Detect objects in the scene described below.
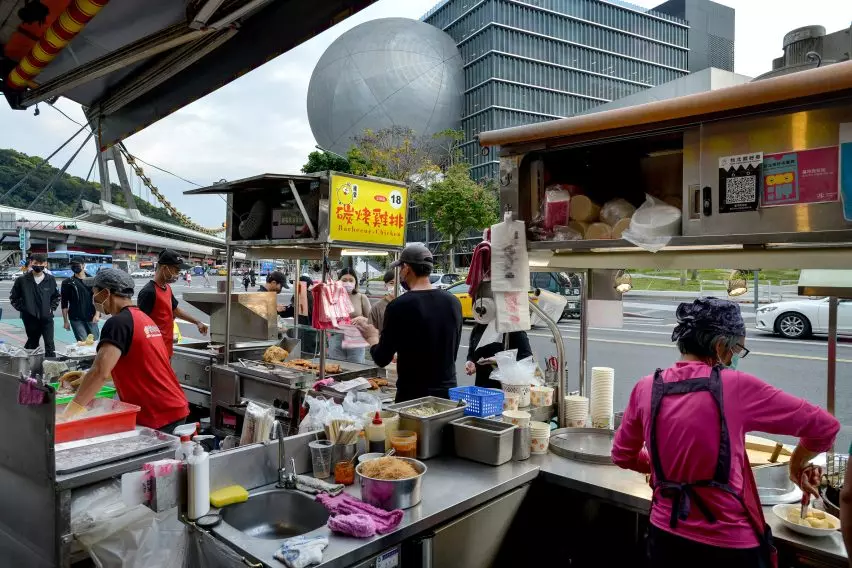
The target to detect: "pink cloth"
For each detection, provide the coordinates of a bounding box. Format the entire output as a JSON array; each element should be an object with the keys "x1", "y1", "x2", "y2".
[
  {"x1": 612, "y1": 361, "x2": 839, "y2": 549},
  {"x1": 315, "y1": 493, "x2": 403, "y2": 534},
  {"x1": 466, "y1": 241, "x2": 491, "y2": 302},
  {"x1": 327, "y1": 514, "x2": 377, "y2": 538}
]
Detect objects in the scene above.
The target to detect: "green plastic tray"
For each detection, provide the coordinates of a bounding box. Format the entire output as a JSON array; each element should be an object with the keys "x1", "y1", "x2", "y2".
[{"x1": 52, "y1": 383, "x2": 117, "y2": 406}]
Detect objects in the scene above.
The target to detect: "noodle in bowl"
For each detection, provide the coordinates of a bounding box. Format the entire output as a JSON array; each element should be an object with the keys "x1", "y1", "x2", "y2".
[{"x1": 356, "y1": 457, "x2": 427, "y2": 510}]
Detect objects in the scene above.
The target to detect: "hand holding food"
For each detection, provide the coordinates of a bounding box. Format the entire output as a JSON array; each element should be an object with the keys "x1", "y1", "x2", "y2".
[{"x1": 59, "y1": 400, "x2": 88, "y2": 422}]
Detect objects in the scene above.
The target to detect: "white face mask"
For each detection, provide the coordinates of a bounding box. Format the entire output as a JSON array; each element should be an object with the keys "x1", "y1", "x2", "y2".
[
  {"x1": 386, "y1": 284, "x2": 395, "y2": 295},
  {"x1": 93, "y1": 290, "x2": 110, "y2": 315},
  {"x1": 342, "y1": 282, "x2": 356, "y2": 293}
]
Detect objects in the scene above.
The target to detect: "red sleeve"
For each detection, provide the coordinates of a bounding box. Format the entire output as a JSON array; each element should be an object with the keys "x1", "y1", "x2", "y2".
[
  {"x1": 611, "y1": 379, "x2": 651, "y2": 474},
  {"x1": 737, "y1": 371, "x2": 839, "y2": 453}
]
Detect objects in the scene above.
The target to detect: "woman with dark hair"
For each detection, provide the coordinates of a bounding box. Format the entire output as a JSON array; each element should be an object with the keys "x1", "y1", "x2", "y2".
[
  {"x1": 612, "y1": 298, "x2": 839, "y2": 568},
  {"x1": 328, "y1": 267, "x2": 371, "y2": 363}
]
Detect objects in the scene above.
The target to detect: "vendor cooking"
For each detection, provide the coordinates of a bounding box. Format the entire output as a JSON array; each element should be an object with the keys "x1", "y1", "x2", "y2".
[
  {"x1": 612, "y1": 298, "x2": 839, "y2": 568},
  {"x1": 60, "y1": 269, "x2": 189, "y2": 433}
]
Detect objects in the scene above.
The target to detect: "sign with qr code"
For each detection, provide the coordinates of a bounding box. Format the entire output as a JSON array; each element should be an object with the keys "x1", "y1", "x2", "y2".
[
  {"x1": 762, "y1": 147, "x2": 839, "y2": 207},
  {"x1": 719, "y1": 153, "x2": 762, "y2": 213}
]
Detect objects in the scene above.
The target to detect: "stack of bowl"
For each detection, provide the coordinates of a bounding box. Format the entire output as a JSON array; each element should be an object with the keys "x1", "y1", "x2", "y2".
[
  {"x1": 564, "y1": 395, "x2": 589, "y2": 427},
  {"x1": 590, "y1": 367, "x2": 614, "y2": 428},
  {"x1": 529, "y1": 421, "x2": 550, "y2": 454}
]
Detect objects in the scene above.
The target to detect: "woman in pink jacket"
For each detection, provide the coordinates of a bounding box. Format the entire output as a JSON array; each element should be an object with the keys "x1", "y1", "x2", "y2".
[{"x1": 612, "y1": 298, "x2": 839, "y2": 568}]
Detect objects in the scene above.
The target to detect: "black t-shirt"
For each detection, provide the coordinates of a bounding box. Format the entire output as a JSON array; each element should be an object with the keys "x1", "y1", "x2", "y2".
[
  {"x1": 60, "y1": 277, "x2": 96, "y2": 321},
  {"x1": 99, "y1": 307, "x2": 135, "y2": 355},
  {"x1": 370, "y1": 289, "x2": 462, "y2": 402},
  {"x1": 137, "y1": 281, "x2": 178, "y2": 315}
]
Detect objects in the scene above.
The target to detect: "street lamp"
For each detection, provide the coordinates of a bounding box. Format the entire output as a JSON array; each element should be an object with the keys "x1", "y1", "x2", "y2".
[{"x1": 727, "y1": 270, "x2": 749, "y2": 297}]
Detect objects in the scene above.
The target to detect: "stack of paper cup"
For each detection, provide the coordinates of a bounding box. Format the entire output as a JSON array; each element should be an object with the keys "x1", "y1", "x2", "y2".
[
  {"x1": 563, "y1": 395, "x2": 589, "y2": 427},
  {"x1": 529, "y1": 421, "x2": 550, "y2": 454},
  {"x1": 590, "y1": 367, "x2": 615, "y2": 428}
]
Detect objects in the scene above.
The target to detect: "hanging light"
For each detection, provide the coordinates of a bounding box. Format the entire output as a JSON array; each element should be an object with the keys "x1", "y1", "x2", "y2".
[
  {"x1": 727, "y1": 270, "x2": 749, "y2": 297},
  {"x1": 614, "y1": 270, "x2": 633, "y2": 294}
]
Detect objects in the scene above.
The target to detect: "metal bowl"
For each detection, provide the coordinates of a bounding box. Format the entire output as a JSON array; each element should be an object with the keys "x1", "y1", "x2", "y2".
[{"x1": 356, "y1": 457, "x2": 426, "y2": 510}]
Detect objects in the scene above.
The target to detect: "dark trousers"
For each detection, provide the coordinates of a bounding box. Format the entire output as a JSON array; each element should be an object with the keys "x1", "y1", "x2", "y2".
[
  {"x1": 22, "y1": 315, "x2": 55, "y2": 357},
  {"x1": 647, "y1": 525, "x2": 765, "y2": 568}
]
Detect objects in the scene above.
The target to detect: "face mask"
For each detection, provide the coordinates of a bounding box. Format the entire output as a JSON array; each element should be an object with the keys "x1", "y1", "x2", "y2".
[
  {"x1": 386, "y1": 285, "x2": 395, "y2": 295},
  {"x1": 399, "y1": 267, "x2": 411, "y2": 291},
  {"x1": 32, "y1": 265, "x2": 44, "y2": 273},
  {"x1": 727, "y1": 353, "x2": 741, "y2": 370},
  {"x1": 342, "y1": 282, "x2": 356, "y2": 293},
  {"x1": 71, "y1": 266, "x2": 83, "y2": 274},
  {"x1": 93, "y1": 290, "x2": 110, "y2": 315}
]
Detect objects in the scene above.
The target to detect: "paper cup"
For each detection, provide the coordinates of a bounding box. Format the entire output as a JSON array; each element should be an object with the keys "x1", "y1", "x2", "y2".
[
  {"x1": 502, "y1": 410, "x2": 531, "y2": 428},
  {"x1": 502, "y1": 393, "x2": 520, "y2": 411}
]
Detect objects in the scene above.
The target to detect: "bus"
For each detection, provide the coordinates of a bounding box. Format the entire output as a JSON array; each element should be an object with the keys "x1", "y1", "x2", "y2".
[{"x1": 47, "y1": 251, "x2": 113, "y2": 278}]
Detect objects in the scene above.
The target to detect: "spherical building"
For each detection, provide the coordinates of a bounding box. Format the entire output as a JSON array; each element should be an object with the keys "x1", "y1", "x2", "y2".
[{"x1": 307, "y1": 18, "x2": 464, "y2": 156}]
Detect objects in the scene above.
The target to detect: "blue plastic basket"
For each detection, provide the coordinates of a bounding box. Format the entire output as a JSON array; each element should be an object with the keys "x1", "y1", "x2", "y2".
[{"x1": 449, "y1": 386, "x2": 504, "y2": 417}]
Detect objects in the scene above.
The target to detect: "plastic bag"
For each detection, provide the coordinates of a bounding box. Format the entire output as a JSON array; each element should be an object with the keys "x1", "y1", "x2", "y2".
[
  {"x1": 71, "y1": 480, "x2": 124, "y2": 535},
  {"x1": 530, "y1": 290, "x2": 568, "y2": 327},
  {"x1": 186, "y1": 528, "x2": 246, "y2": 568},
  {"x1": 76, "y1": 506, "x2": 187, "y2": 568},
  {"x1": 239, "y1": 401, "x2": 275, "y2": 446},
  {"x1": 342, "y1": 391, "x2": 381, "y2": 428},
  {"x1": 490, "y1": 350, "x2": 541, "y2": 386},
  {"x1": 494, "y1": 291, "x2": 531, "y2": 333},
  {"x1": 600, "y1": 198, "x2": 636, "y2": 227},
  {"x1": 339, "y1": 323, "x2": 369, "y2": 349},
  {"x1": 300, "y1": 395, "x2": 334, "y2": 434},
  {"x1": 543, "y1": 187, "x2": 572, "y2": 229},
  {"x1": 622, "y1": 194, "x2": 682, "y2": 253},
  {"x1": 552, "y1": 225, "x2": 583, "y2": 241}
]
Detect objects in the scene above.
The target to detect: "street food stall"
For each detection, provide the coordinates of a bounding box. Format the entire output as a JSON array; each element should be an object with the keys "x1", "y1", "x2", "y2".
[{"x1": 4, "y1": 63, "x2": 852, "y2": 568}]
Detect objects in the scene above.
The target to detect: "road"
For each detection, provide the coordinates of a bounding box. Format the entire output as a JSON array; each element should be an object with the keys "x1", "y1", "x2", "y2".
[{"x1": 0, "y1": 276, "x2": 847, "y2": 451}]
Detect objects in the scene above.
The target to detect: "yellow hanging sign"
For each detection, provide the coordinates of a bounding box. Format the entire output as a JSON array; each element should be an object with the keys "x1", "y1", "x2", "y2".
[{"x1": 329, "y1": 173, "x2": 408, "y2": 248}]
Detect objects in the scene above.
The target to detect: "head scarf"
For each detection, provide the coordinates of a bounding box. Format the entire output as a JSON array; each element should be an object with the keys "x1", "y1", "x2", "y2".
[{"x1": 671, "y1": 297, "x2": 746, "y2": 342}]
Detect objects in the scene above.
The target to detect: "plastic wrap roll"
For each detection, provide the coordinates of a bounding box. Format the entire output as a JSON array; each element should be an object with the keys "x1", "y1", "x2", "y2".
[
  {"x1": 600, "y1": 198, "x2": 636, "y2": 226},
  {"x1": 570, "y1": 195, "x2": 601, "y2": 222}
]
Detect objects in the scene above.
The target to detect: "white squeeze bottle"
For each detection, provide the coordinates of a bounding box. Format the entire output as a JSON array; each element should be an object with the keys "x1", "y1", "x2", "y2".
[
  {"x1": 175, "y1": 435, "x2": 195, "y2": 461},
  {"x1": 187, "y1": 444, "x2": 210, "y2": 520}
]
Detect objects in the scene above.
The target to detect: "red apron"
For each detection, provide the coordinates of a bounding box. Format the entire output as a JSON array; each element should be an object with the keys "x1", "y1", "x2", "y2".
[
  {"x1": 111, "y1": 307, "x2": 188, "y2": 429},
  {"x1": 151, "y1": 283, "x2": 175, "y2": 358}
]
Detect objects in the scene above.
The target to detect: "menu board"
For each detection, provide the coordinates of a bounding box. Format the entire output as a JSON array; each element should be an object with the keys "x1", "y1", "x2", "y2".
[
  {"x1": 719, "y1": 153, "x2": 762, "y2": 213},
  {"x1": 329, "y1": 173, "x2": 408, "y2": 247},
  {"x1": 762, "y1": 147, "x2": 839, "y2": 207}
]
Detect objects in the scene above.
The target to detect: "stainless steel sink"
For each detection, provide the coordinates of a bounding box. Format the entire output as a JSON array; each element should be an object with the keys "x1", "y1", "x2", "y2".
[{"x1": 220, "y1": 489, "x2": 329, "y2": 540}]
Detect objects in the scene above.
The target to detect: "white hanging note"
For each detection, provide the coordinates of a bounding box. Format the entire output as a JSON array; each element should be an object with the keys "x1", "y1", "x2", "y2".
[
  {"x1": 494, "y1": 291, "x2": 531, "y2": 333},
  {"x1": 490, "y1": 218, "x2": 529, "y2": 293}
]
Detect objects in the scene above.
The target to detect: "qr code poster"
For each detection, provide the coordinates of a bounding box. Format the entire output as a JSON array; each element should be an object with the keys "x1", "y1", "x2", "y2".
[{"x1": 718, "y1": 153, "x2": 762, "y2": 213}]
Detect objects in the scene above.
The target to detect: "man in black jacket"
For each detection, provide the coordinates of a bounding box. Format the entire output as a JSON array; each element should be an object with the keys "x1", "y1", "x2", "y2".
[
  {"x1": 61, "y1": 260, "x2": 100, "y2": 342},
  {"x1": 10, "y1": 253, "x2": 60, "y2": 356}
]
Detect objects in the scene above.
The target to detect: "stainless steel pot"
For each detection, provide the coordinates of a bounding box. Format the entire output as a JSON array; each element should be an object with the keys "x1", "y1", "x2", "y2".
[
  {"x1": 753, "y1": 462, "x2": 802, "y2": 505},
  {"x1": 0, "y1": 353, "x2": 45, "y2": 377},
  {"x1": 356, "y1": 457, "x2": 426, "y2": 510}
]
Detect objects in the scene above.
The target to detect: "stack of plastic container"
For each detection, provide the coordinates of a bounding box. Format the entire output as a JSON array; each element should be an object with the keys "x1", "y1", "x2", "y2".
[{"x1": 590, "y1": 367, "x2": 614, "y2": 429}]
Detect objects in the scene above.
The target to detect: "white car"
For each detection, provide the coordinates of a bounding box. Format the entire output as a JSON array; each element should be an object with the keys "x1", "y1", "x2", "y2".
[
  {"x1": 131, "y1": 270, "x2": 153, "y2": 278},
  {"x1": 430, "y1": 273, "x2": 461, "y2": 289},
  {"x1": 755, "y1": 298, "x2": 852, "y2": 339}
]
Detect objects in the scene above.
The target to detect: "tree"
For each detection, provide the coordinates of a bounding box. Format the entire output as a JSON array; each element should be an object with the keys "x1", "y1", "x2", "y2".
[
  {"x1": 348, "y1": 126, "x2": 438, "y2": 183},
  {"x1": 432, "y1": 128, "x2": 465, "y2": 169},
  {"x1": 301, "y1": 150, "x2": 351, "y2": 174},
  {"x1": 414, "y1": 163, "x2": 499, "y2": 271}
]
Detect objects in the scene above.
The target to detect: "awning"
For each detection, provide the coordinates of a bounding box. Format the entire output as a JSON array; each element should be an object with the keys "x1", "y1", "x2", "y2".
[
  {"x1": 184, "y1": 173, "x2": 323, "y2": 195},
  {"x1": 478, "y1": 60, "x2": 852, "y2": 149},
  {"x1": 797, "y1": 270, "x2": 852, "y2": 298},
  {"x1": 1, "y1": 0, "x2": 379, "y2": 148}
]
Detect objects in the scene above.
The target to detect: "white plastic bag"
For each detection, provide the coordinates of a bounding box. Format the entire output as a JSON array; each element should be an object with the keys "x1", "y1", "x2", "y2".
[
  {"x1": 77, "y1": 506, "x2": 187, "y2": 568},
  {"x1": 342, "y1": 391, "x2": 381, "y2": 428},
  {"x1": 239, "y1": 401, "x2": 274, "y2": 446},
  {"x1": 622, "y1": 194, "x2": 682, "y2": 253},
  {"x1": 530, "y1": 290, "x2": 568, "y2": 327},
  {"x1": 490, "y1": 350, "x2": 541, "y2": 386},
  {"x1": 490, "y1": 216, "x2": 530, "y2": 293},
  {"x1": 600, "y1": 198, "x2": 636, "y2": 227},
  {"x1": 494, "y1": 291, "x2": 531, "y2": 333},
  {"x1": 300, "y1": 396, "x2": 333, "y2": 434}
]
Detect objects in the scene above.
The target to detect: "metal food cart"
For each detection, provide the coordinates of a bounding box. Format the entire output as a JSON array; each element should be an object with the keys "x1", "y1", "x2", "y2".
[{"x1": 184, "y1": 171, "x2": 408, "y2": 436}]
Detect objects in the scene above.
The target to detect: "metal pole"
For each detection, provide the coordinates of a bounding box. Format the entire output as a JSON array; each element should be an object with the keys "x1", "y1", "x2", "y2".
[
  {"x1": 293, "y1": 258, "x2": 300, "y2": 349},
  {"x1": 753, "y1": 270, "x2": 759, "y2": 322},
  {"x1": 529, "y1": 299, "x2": 565, "y2": 428},
  {"x1": 827, "y1": 297, "x2": 838, "y2": 417},
  {"x1": 578, "y1": 270, "x2": 589, "y2": 398},
  {"x1": 318, "y1": 245, "x2": 329, "y2": 381},
  {"x1": 223, "y1": 245, "x2": 233, "y2": 362},
  {"x1": 392, "y1": 251, "x2": 401, "y2": 297}
]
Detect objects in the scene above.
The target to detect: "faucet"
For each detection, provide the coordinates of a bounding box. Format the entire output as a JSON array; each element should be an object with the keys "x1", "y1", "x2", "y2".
[{"x1": 272, "y1": 421, "x2": 297, "y2": 489}]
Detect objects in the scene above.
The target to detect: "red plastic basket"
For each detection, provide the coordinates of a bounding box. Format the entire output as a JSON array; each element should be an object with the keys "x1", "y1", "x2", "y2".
[{"x1": 56, "y1": 398, "x2": 141, "y2": 443}]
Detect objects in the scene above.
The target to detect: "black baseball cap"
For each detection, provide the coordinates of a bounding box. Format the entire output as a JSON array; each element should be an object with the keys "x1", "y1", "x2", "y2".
[
  {"x1": 389, "y1": 243, "x2": 433, "y2": 269},
  {"x1": 267, "y1": 271, "x2": 286, "y2": 286},
  {"x1": 157, "y1": 249, "x2": 191, "y2": 269}
]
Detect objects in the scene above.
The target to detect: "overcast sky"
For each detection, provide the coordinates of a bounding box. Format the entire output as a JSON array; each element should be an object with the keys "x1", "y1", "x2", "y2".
[{"x1": 0, "y1": 0, "x2": 850, "y2": 226}]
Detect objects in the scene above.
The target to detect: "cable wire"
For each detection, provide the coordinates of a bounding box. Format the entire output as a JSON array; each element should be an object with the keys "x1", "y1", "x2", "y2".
[
  {"x1": 47, "y1": 102, "x2": 87, "y2": 128},
  {"x1": 28, "y1": 131, "x2": 95, "y2": 209}
]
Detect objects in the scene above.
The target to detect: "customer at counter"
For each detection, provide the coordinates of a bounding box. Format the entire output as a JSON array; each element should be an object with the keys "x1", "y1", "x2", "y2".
[
  {"x1": 465, "y1": 326, "x2": 531, "y2": 389},
  {"x1": 329, "y1": 267, "x2": 371, "y2": 364},
  {"x1": 354, "y1": 243, "x2": 462, "y2": 402},
  {"x1": 138, "y1": 249, "x2": 209, "y2": 358},
  {"x1": 368, "y1": 270, "x2": 396, "y2": 332},
  {"x1": 612, "y1": 298, "x2": 839, "y2": 568},
  {"x1": 61, "y1": 261, "x2": 100, "y2": 342},
  {"x1": 60, "y1": 269, "x2": 189, "y2": 432}
]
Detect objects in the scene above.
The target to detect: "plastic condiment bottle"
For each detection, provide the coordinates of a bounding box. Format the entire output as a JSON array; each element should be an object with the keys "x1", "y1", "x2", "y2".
[
  {"x1": 187, "y1": 444, "x2": 210, "y2": 520},
  {"x1": 367, "y1": 412, "x2": 386, "y2": 453},
  {"x1": 175, "y1": 435, "x2": 195, "y2": 461}
]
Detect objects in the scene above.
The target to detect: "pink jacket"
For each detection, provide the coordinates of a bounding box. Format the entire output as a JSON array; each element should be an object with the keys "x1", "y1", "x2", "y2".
[{"x1": 612, "y1": 361, "x2": 839, "y2": 548}]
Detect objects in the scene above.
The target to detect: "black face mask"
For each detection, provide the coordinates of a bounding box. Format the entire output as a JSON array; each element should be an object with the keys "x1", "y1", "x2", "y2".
[
  {"x1": 71, "y1": 266, "x2": 83, "y2": 274},
  {"x1": 32, "y1": 265, "x2": 45, "y2": 273}
]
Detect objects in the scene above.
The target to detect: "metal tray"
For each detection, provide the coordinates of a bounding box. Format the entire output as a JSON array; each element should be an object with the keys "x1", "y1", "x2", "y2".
[
  {"x1": 451, "y1": 416, "x2": 516, "y2": 466},
  {"x1": 548, "y1": 427, "x2": 615, "y2": 465},
  {"x1": 387, "y1": 397, "x2": 466, "y2": 459},
  {"x1": 55, "y1": 428, "x2": 177, "y2": 474}
]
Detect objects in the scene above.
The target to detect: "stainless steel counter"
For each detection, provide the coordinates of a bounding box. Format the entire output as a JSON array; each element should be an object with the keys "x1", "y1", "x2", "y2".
[
  {"x1": 210, "y1": 457, "x2": 541, "y2": 568},
  {"x1": 207, "y1": 453, "x2": 847, "y2": 567}
]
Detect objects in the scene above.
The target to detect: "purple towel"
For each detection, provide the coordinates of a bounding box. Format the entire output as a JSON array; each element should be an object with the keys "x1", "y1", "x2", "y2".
[
  {"x1": 327, "y1": 514, "x2": 376, "y2": 538},
  {"x1": 315, "y1": 493, "x2": 403, "y2": 534},
  {"x1": 18, "y1": 378, "x2": 45, "y2": 405}
]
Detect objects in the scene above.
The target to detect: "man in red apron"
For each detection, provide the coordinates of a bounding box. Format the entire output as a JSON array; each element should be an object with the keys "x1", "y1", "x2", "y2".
[
  {"x1": 612, "y1": 298, "x2": 838, "y2": 568},
  {"x1": 137, "y1": 249, "x2": 208, "y2": 358},
  {"x1": 61, "y1": 269, "x2": 189, "y2": 432}
]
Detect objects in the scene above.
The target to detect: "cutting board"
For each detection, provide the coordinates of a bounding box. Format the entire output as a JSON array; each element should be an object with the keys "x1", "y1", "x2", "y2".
[{"x1": 746, "y1": 434, "x2": 791, "y2": 466}]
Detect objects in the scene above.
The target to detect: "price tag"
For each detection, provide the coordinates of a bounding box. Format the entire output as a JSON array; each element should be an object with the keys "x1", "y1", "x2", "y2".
[{"x1": 376, "y1": 547, "x2": 399, "y2": 568}]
